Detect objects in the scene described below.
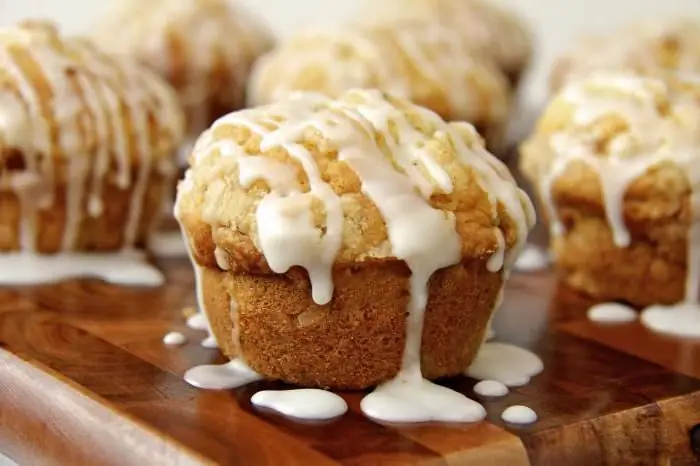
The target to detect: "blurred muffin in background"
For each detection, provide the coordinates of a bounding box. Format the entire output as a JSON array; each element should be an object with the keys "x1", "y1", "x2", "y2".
[
  {"x1": 93, "y1": 0, "x2": 274, "y2": 158},
  {"x1": 521, "y1": 71, "x2": 700, "y2": 307},
  {"x1": 249, "y1": 22, "x2": 512, "y2": 154},
  {"x1": 358, "y1": 0, "x2": 533, "y2": 87},
  {"x1": 0, "y1": 21, "x2": 183, "y2": 270},
  {"x1": 551, "y1": 19, "x2": 700, "y2": 93}
]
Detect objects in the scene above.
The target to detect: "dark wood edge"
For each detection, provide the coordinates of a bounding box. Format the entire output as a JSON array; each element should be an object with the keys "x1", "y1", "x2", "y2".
[{"x1": 0, "y1": 349, "x2": 214, "y2": 466}]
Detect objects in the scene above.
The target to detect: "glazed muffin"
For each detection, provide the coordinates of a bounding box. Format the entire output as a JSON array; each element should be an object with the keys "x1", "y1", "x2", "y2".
[
  {"x1": 249, "y1": 22, "x2": 512, "y2": 154},
  {"x1": 358, "y1": 0, "x2": 533, "y2": 87},
  {"x1": 93, "y1": 0, "x2": 274, "y2": 155},
  {"x1": 521, "y1": 72, "x2": 700, "y2": 307},
  {"x1": 0, "y1": 21, "x2": 184, "y2": 253},
  {"x1": 176, "y1": 89, "x2": 534, "y2": 389},
  {"x1": 551, "y1": 19, "x2": 700, "y2": 93}
]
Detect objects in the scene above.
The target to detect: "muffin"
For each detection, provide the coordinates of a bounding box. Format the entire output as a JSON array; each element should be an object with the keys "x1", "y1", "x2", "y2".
[
  {"x1": 550, "y1": 19, "x2": 700, "y2": 93},
  {"x1": 93, "y1": 0, "x2": 275, "y2": 157},
  {"x1": 176, "y1": 89, "x2": 535, "y2": 389},
  {"x1": 521, "y1": 71, "x2": 700, "y2": 307},
  {"x1": 0, "y1": 21, "x2": 184, "y2": 254},
  {"x1": 358, "y1": 0, "x2": 533, "y2": 87},
  {"x1": 249, "y1": 22, "x2": 512, "y2": 154}
]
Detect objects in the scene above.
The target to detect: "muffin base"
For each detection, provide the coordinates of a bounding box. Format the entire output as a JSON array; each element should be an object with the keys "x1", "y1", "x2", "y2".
[
  {"x1": 0, "y1": 169, "x2": 169, "y2": 253},
  {"x1": 200, "y1": 258, "x2": 502, "y2": 390},
  {"x1": 553, "y1": 213, "x2": 688, "y2": 308}
]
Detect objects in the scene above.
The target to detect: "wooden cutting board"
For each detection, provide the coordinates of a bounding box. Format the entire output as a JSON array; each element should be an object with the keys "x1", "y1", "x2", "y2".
[{"x1": 2, "y1": 256, "x2": 700, "y2": 466}]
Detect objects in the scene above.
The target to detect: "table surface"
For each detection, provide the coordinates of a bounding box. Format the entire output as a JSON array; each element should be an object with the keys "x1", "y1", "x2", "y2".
[{"x1": 2, "y1": 254, "x2": 700, "y2": 466}]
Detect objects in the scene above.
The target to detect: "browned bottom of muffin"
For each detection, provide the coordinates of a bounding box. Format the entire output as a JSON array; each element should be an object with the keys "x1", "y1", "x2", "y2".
[
  {"x1": 0, "y1": 168, "x2": 169, "y2": 252},
  {"x1": 553, "y1": 214, "x2": 688, "y2": 308},
  {"x1": 201, "y1": 258, "x2": 501, "y2": 390}
]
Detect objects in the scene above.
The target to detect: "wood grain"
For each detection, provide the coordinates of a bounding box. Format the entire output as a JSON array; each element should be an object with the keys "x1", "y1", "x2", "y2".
[{"x1": 2, "y1": 260, "x2": 700, "y2": 465}]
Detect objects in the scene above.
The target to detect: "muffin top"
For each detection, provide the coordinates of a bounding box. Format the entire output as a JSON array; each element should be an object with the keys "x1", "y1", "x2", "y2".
[
  {"x1": 521, "y1": 72, "x2": 700, "y2": 244},
  {"x1": 93, "y1": 0, "x2": 274, "y2": 135},
  {"x1": 249, "y1": 21, "x2": 511, "y2": 128},
  {"x1": 0, "y1": 21, "x2": 184, "y2": 180},
  {"x1": 177, "y1": 89, "x2": 534, "y2": 303},
  {"x1": 551, "y1": 19, "x2": 700, "y2": 92},
  {"x1": 358, "y1": 0, "x2": 532, "y2": 79}
]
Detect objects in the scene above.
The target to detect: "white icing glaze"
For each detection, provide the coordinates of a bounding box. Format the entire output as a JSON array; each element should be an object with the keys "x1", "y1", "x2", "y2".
[
  {"x1": 201, "y1": 335, "x2": 219, "y2": 349},
  {"x1": 514, "y1": 244, "x2": 550, "y2": 272},
  {"x1": 537, "y1": 72, "x2": 700, "y2": 338},
  {"x1": 640, "y1": 303, "x2": 700, "y2": 338},
  {"x1": 186, "y1": 313, "x2": 209, "y2": 331},
  {"x1": 501, "y1": 405, "x2": 537, "y2": 425},
  {"x1": 251, "y1": 389, "x2": 348, "y2": 421},
  {"x1": 163, "y1": 331, "x2": 188, "y2": 346},
  {"x1": 473, "y1": 380, "x2": 509, "y2": 397},
  {"x1": 361, "y1": 376, "x2": 487, "y2": 424},
  {"x1": 466, "y1": 342, "x2": 543, "y2": 387},
  {"x1": 587, "y1": 303, "x2": 638, "y2": 324},
  {"x1": 149, "y1": 231, "x2": 188, "y2": 258},
  {"x1": 184, "y1": 359, "x2": 262, "y2": 390},
  {"x1": 0, "y1": 251, "x2": 163, "y2": 286},
  {"x1": 0, "y1": 23, "x2": 182, "y2": 281},
  {"x1": 179, "y1": 90, "x2": 534, "y2": 424}
]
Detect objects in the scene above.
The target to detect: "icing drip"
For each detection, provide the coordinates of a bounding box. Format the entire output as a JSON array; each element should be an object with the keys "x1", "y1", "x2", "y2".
[
  {"x1": 0, "y1": 23, "x2": 182, "y2": 283},
  {"x1": 536, "y1": 73, "x2": 700, "y2": 338},
  {"x1": 501, "y1": 405, "x2": 537, "y2": 425},
  {"x1": 465, "y1": 342, "x2": 543, "y2": 387},
  {"x1": 587, "y1": 303, "x2": 637, "y2": 324},
  {"x1": 184, "y1": 359, "x2": 262, "y2": 390},
  {"x1": 251, "y1": 389, "x2": 348, "y2": 421},
  {"x1": 180, "y1": 90, "x2": 534, "y2": 423}
]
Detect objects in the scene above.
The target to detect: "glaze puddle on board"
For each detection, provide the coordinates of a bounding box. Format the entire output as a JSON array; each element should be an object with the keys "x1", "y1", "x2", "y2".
[
  {"x1": 501, "y1": 405, "x2": 538, "y2": 425},
  {"x1": 465, "y1": 342, "x2": 544, "y2": 387},
  {"x1": 587, "y1": 303, "x2": 638, "y2": 324},
  {"x1": 184, "y1": 359, "x2": 263, "y2": 390},
  {"x1": 149, "y1": 230, "x2": 187, "y2": 258},
  {"x1": 251, "y1": 389, "x2": 348, "y2": 421},
  {"x1": 641, "y1": 303, "x2": 700, "y2": 338},
  {"x1": 0, "y1": 251, "x2": 163, "y2": 287},
  {"x1": 473, "y1": 380, "x2": 509, "y2": 397},
  {"x1": 163, "y1": 332, "x2": 187, "y2": 346}
]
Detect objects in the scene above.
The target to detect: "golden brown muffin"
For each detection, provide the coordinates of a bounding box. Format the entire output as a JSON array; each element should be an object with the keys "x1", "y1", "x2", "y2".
[
  {"x1": 521, "y1": 72, "x2": 700, "y2": 307},
  {"x1": 358, "y1": 0, "x2": 533, "y2": 87},
  {"x1": 550, "y1": 19, "x2": 700, "y2": 93},
  {"x1": 93, "y1": 0, "x2": 274, "y2": 156},
  {"x1": 0, "y1": 21, "x2": 184, "y2": 253},
  {"x1": 177, "y1": 89, "x2": 534, "y2": 389},
  {"x1": 249, "y1": 22, "x2": 512, "y2": 154}
]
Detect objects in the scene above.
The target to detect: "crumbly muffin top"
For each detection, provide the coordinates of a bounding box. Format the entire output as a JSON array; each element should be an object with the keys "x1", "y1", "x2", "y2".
[
  {"x1": 248, "y1": 21, "x2": 510, "y2": 126},
  {"x1": 521, "y1": 71, "x2": 700, "y2": 246},
  {"x1": 551, "y1": 19, "x2": 700, "y2": 92},
  {"x1": 358, "y1": 0, "x2": 532, "y2": 76},
  {"x1": 0, "y1": 21, "x2": 184, "y2": 176},
  {"x1": 93, "y1": 0, "x2": 274, "y2": 134},
  {"x1": 177, "y1": 89, "x2": 534, "y2": 303}
]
